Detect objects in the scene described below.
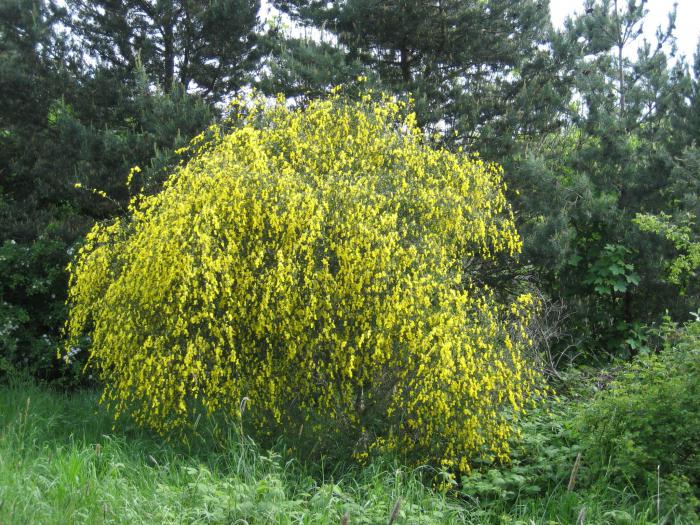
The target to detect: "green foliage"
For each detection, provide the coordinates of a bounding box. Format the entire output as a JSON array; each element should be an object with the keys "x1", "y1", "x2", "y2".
[
  {"x1": 70, "y1": 0, "x2": 261, "y2": 98},
  {"x1": 635, "y1": 212, "x2": 700, "y2": 288},
  {"x1": 502, "y1": 0, "x2": 698, "y2": 361},
  {"x1": 576, "y1": 321, "x2": 700, "y2": 518},
  {"x1": 579, "y1": 243, "x2": 644, "y2": 356},
  {"x1": 461, "y1": 402, "x2": 580, "y2": 502},
  {"x1": 0, "y1": 236, "x2": 75, "y2": 383},
  {"x1": 583, "y1": 244, "x2": 640, "y2": 297},
  {"x1": 0, "y1": 0, "x2": 216, "y2": 384},
  {"x1": 259, "y1": 32, "x2": 368, "y2": 102},
  {"x1": 456, "y1": 360, "x2": 699, "y2": 522},
  {"x1": 1, "y1": 383, "x2": 691, "y2": 524},
  {"x1": 0, "y1": 79, "x2": 214, "y2": 384},
  {"x1": 268, "y1": 0, "x2": 561, "y2": 152},
  {"x1": 0, "y1": 384, "x2": 469, "y2": 524}
]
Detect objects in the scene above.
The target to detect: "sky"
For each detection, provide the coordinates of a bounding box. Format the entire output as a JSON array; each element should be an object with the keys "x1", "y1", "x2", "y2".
[{"x1": 550, "y1": 0, "x2": 700, "y2": 61}]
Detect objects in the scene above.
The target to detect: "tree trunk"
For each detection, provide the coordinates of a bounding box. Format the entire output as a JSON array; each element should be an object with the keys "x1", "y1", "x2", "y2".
[
  {"x1": 615, "y1": 0, "x2": 625, "y2": 116},
  {"x1": 400, "y1": 46, "x2": 411, "y2": 83},
  {"x1": 162, "y1": 4, "x2": 175, "y2": 93}
]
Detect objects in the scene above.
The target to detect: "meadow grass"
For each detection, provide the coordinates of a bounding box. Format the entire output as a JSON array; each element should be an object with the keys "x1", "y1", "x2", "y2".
[{"x1": 0, "y1": 383, "x2": 683, "y2": 524}]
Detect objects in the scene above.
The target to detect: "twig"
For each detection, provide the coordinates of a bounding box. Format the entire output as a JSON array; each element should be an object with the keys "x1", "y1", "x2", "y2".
[
  {"x1": 568, "y1": 452, "x2": 582, "y2": 491},
  {"x1": 657, "y1": 465, "x2": 661, "y2": 525},
  {"x1": 388, "y1": 498, "x2": 401, "y2": 525}
]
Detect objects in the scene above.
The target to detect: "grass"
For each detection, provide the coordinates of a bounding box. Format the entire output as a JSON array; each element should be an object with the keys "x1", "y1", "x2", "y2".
[
  {"x1": 0, "y1": 383, "x2": 690, "y2": 524},
  {"x1": 0, "y1": 383, "x2": 469, "y2": 524}
]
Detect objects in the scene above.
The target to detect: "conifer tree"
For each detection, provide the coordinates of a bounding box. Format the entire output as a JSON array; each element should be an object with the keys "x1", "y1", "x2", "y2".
[
  {"x1": 510, "y1": 0, "x2": 696, "y2": 357},
  {"x1": 1, "y1": 0, "x2": 217, "y2": 381},
  {"x1": 268, "y1": 0, "x2": 561, "y2": 152},
  {"x1": 71, "y1": 0, "x2": 261, "y2": 99}
]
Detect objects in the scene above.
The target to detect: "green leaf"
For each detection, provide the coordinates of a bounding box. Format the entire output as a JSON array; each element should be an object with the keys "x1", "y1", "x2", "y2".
[
  {"x1": 609, "y1": 264, "x2": 624, "y2": 275},
  {"x1": 613, "y1": 279, "x2": 628, "y2": 292},
  {"x1": 594, "y1": 284, "x2": 610, "y2": 295},
  {"x1": 567, "y1": 254, "x2": 582, "y2": 266}
]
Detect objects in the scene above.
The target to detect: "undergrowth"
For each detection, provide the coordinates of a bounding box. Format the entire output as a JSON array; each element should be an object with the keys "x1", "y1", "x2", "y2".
[{"x1": 0, "y1": 382, "x2": 691, "y2": 524}]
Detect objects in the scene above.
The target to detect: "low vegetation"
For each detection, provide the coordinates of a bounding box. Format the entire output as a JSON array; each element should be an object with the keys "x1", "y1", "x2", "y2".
[{"x1": 1, "y1": 371, "x2": 695, "y2": 524}]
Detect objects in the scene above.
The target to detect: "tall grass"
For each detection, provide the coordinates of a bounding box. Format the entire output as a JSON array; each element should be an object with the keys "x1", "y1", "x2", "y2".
[
  {"x1": 0, "y1": 383, "x2": 686, "y2": 524},
  {"x1": 0, "y1": 383, "x2": 469, "y2": 524}
]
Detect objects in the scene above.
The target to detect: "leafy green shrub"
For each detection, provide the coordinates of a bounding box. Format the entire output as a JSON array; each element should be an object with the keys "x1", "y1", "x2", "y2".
[
  {"x1": 461, "y1": 401, "x2": 580, "y2": 502},
  {"x1": 0, "y1": 234, "x2": 82, "y2": 385},
  {"x1": 64, "y1": 93, "x2": 544, "y2": 469},
  {"x1": 576, "y1": 320, "x2": 700, "y2": 515},
  {"x1": 635, "y1": 212, "x2": 700, "y2": 289}
]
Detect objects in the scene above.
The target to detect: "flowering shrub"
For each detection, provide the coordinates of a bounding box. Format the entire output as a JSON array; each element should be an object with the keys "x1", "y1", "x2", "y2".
[{"x1": 64, "y1": 93, "x2": 542, "y2": 469}]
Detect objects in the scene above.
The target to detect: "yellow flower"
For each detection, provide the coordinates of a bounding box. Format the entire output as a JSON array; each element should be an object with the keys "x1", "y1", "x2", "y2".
[{"x1": 63, "y1": 90, "x2": 543, "y2": 469}]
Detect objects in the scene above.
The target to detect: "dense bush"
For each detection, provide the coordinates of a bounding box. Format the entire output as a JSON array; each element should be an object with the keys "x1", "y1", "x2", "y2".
[
  {"x1": 64, "y1": 94, "x2": 543, "y2": 469},
  {"x1": 0, "y1": 234, "x2": 77, "y2": 384},
  {"x1": 576, "y1": 320, "x2": 700, "y2": 515},
  {"x1": 460, "y1": 400, "x2": 580, "y2": 502}
]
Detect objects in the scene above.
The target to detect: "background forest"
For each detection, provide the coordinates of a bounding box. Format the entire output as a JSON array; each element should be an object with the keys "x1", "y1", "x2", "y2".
[{"x1": 1, "y1": 0, "x2": 699, "y2": 523}]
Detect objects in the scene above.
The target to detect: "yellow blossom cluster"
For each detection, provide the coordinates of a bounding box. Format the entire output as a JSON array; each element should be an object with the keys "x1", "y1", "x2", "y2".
[{"x1": 64, "y1": 92, "x2": 542, "y2": 469}]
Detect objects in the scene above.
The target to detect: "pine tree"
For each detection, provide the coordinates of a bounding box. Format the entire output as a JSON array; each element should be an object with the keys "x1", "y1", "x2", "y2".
[
  {"x1": 71, "y1": 0, "x2": 261, "y2": 99},
  {"x1": 510, "y1": 0, "x2": 696, "y2": 357},
  {"x1": 1, "y1": 0, "x2": 219, "y2": 382},
  {"x1": 268, "y1": 0, "x2": 559, "y2": 151}
]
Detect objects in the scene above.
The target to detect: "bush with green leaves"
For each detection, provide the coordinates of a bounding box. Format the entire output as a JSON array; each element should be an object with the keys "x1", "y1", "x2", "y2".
[
  {"x1": 460, "y1": 400, "x2": 580, "y2": 502},
  {"x1": 0, "y1": 233, "x2": 79, "y2": 384},
  {"x1": 576, "y1": 320, "x2": 700, "y2": 516}
]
